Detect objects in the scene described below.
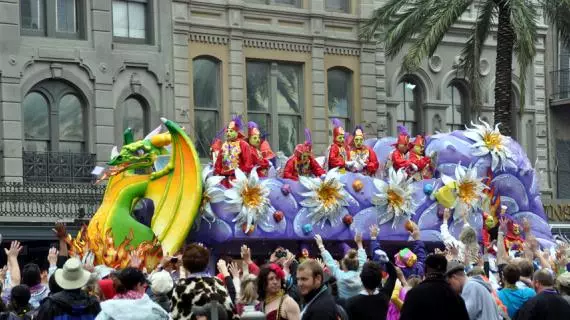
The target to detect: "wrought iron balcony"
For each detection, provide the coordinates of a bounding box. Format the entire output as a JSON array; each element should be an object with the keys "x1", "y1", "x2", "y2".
[
  {"x1": 0, "y1": 181, "x2": 104, "y2": 220},
  {"x1": 551, "y1": 68, "x2": 570, "y2": 101},
  {"x1": 23, "y1": 151, "x2": 96, "y2": 183}
]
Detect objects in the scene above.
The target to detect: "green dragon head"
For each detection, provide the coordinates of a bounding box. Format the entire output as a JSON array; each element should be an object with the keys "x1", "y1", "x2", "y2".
[{"x1": 107, "y1": 128, "x2": 170, "y2": 175}]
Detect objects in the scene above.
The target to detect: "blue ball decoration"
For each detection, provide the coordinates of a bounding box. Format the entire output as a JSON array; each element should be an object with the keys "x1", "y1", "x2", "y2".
[
  {"x1": 423, "y1": 183, "x2": 434, "y2": 196},
  {"x1": 302, "y1": 224, "x2": 313, "y2": 235}
]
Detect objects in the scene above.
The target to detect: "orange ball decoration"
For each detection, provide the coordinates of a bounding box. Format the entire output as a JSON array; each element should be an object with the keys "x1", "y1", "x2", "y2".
[
  {"x1": 404, "y1": 220, "x2": 416, "y2": 233},
  {"x1": 352, "y1": 179, "x2": 364, "y2": 192}
]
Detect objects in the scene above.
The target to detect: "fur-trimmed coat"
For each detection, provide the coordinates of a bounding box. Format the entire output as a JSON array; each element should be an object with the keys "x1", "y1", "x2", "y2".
[{"x1": 170, "y1": 276, "x2": 239, "y2": 320}]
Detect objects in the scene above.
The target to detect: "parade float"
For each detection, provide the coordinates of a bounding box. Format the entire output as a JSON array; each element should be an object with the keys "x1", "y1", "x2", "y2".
[{"x1": 66, "y1": 116, "x2": 554, "y2": 270}]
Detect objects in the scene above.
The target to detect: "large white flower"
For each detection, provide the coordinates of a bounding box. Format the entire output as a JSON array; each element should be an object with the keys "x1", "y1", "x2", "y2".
[
  {"x1": 225, "y1": 168, "x2": 275, "y2": 232},
  {"x1": 299, "y1": 168, "x2": 354, "y2": 227},
  {"x1": 442, "y1": 165, "x2": 488, "y2": 220},
  {"x1": 464, "y1": 118, "x2": 515, "y2": 171},
  {"x1": 371, "y1": 168, "x2": 416, "y2": 227},
  {"x1": 196, "y1": 167, "x2": 225, "y2": 230}
]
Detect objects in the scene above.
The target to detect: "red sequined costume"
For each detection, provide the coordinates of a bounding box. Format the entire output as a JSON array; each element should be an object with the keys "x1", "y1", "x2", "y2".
[
  {"x1": 482, "y1": 211, "x2": 498, "y2": 255},
  {"x1": 214, "y1": 117, "x2": 253, "y2": 188},
  {"x1": 408, "y1": 135, "x2": 432, "y2": 179},
  {"x1": 247, "y1": 121, "x2": 274, "y2": 178},
  {"x1": 348, "y1": 126, "x2": 379, "y2": 176},
  {"x1": 283, "y1": 129, "x2": 325, "y2": 181},
  {"x1": 389, "y1": 126, "x2": 413, "y2": 172},
  {"x1": 504, "y1": 219, "x2": 524, "y2": 252},
  {"x1": 327, "y1": 118, "x2": 350, "y2": 172}
]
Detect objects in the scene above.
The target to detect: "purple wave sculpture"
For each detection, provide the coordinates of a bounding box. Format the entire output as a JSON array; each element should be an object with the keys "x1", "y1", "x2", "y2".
[{"x1": 193, "y1": 129, "x2": 554, "y2": 248}]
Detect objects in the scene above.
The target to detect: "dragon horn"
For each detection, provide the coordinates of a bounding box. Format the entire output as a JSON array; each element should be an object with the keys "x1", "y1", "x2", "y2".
[
  {"x1": 123, "y1": 128, "x2": 134, "y2": 145},
  {"x1": 304, "y1": 128, "x2": 312, "y2": 146},
  {"x1": 397, "y1": 125, "x2": 409, "y2": 136}
]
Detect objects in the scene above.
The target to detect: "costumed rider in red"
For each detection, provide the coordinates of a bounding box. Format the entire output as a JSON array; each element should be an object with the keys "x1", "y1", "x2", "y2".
[
  {"x1": 389, "y1": 125, "x2": 415, "y2": 172},
  {"x1": 327, "y1": 118, "x2": 350, "y2": 173},
  {"x1": 347, "y1": 125, "x2": 379, "y2": 176},
  {"x1": 214, "y1": 115, "x2": 253, "y2": 188},
  {"x1": 408, "y1": 135, "x2": 432, "y2": 180},
  {"x1": 283, "y1": 129, "x2": 325, "y2": 181},
  {"x1": 247, "y1": 121, "x2": 275, "y2": 178}
]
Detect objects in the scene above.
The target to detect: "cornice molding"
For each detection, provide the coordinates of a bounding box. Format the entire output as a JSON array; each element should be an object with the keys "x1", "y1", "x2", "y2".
[
  {"x1": 243, "y1": 39, "x2": 311, "y2": 52},
  {"x1": 189, "y1": 33, "x2": 229, "y2": 45},
  {"x1": 325, "y1": 46, "x2": 360, "y2": 56}
]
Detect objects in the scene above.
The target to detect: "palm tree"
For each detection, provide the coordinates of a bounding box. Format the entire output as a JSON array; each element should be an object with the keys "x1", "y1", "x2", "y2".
[{"x1": 360, "y1": 0, "x2": 570, "y2": 136}]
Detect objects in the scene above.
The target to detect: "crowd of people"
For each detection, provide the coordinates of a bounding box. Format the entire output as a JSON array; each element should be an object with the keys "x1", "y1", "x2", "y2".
[{"x1": 0, "y1": 220, "x2": 569, "y2": 320}]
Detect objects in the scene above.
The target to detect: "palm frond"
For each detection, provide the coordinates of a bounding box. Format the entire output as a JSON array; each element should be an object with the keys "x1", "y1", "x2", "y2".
[
  {"x1": 359, "y1": 0, "x2": 417, "y2": 42},
  {"x1": 542, "y1": 0, "x2": 570, "y2": 48},
  {"x1": 383, "y1": 0, "x2": 443, "y2": 59},
  {"x1": 460, "y1": 1, "x2": 496, "y2": 115},
  {"x1": 402, "y1": 0, "x2": 474, "y2": 70},
  {"x1": 510, "y1": 0, "x2": 538, "y2": 112}
]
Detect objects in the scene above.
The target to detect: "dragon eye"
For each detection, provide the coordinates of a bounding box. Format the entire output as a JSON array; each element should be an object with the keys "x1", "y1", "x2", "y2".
[{"x1": 136, "y1": 149, "x2": 144, "y2": 156}]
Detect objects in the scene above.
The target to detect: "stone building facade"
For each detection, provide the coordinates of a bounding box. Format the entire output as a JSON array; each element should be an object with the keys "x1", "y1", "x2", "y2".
[
  {"x1": 0, "y1": 0, "x2": 556, "y2": 241},
  {"x1": 172, "y1": 0, "x2": 552, "y2": 196},
  {"x1": 0, "y1": 0, "x2": 174, "y2": 240}
]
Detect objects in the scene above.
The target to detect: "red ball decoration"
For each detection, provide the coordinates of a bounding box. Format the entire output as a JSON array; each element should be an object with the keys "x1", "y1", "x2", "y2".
[
  {"x1": 273, "y1": 211, "x2": 284, "y2": 222},
  {"x1": 352, "y1": 179, "x2": 364, "y2": 192},
  {"x1": 343, "y1": 214, "x2": 353, "y2": 226}
]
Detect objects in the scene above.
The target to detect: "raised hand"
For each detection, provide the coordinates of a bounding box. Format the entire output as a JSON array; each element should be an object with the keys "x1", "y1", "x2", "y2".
[
  {"x1": 499, "y1": 217, "x2": 509, "y2": 233},
  {"x1": 217, "y1": 259, "x2": 229, "y2": 277},
  {"x1": 0, "y1": 266, "x2": 7, "y2": 281},
  {"x1": 314, "y1": 235, "x2": 324, "y2": 249},
  {"x1": 129, "y1": 252, "x2": 142, "y2": 269},
  {"x1": 522, "y1": 218, "x2": 531, "y2": 234},
  {"x1": 228, "y1": 262, "x2": 240, "y2": 279},
  {"x1": 52, "y1": 223, "x2": 67, "y2": 239},
  {"x1": 315, "y1": 258, "x2": 326, "y2": 271},
  {"x1": 47, "y1": 247, "x2": 59, "y2": 266},
  {"x1": 354, "y1": 232, "x2": 363, "y2": 248},
  {"x1": 5, "y1": 241, "x2": 22, "y2": 258},
  {"x1": 410, "y1": 226, "x2": 421, "y2": 241},
  {"x1": 369, "y1": 225, "x2": 380, "y2": 239}
]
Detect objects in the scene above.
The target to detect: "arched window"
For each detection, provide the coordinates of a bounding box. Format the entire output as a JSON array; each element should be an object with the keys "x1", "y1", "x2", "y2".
[
  {"x1": 393, "y1": 77, "x2": 423, "y2": 135},
  {"x1": 122, "y1": 96, "x2": 148, "y2": 141},
  {"x1": 193, "y1": 56, "x2": 221, "y2": 159},
  {"x1": 23, "y1": 80, "x2": 86, "y2": 152},
  {"x1": 22, "y1": 80, "x2": 89, "y2": 183},
  {"x1": 23, "y1": 92, "x2": 50, "y2": 152},
  {"x1": 327, "y1": 67, "x2": 353, "y2": 130},
  {"x1": 445, "y1": 80, "x2": 471, "y2": 131}
]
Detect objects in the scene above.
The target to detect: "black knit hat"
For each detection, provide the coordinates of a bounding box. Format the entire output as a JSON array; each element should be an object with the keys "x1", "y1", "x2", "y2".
[{"x1": 425, "y1": 254, "x2": 447, "y2": 274}]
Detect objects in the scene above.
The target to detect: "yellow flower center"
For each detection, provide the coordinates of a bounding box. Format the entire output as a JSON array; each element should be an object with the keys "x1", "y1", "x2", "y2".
[
  {"x1": 241, "y1": 185, "x2": 263, "y2": 208},
  {"x1": 317, "y1": 182, "x2": 341, "y2": 209},
  {"x1": 387, "y1": 189, "x2": 404, "y2": 210},
  {"x1": 483, "y1": 132, "x2": 502, "y2": 151},
  {"x1": 458, "y1": 181, "x2": 476, "y2": 204}
]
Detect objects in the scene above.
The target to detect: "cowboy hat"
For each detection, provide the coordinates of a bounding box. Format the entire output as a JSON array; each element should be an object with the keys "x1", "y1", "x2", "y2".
[{"x1": 54, "y1": 257, "x2": 91, "y2": 290}]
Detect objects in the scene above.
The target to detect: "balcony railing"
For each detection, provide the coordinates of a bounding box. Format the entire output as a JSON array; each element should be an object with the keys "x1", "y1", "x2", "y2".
[
  {"x1": 23, "y1": 151, "x2": 96, "y2": 183},
  {"x1": 551, "y1": 68, "x2": 570, "y2": 101},
  {"x1": 0, "y1": 181, "x2": 105, "y2": 219}
]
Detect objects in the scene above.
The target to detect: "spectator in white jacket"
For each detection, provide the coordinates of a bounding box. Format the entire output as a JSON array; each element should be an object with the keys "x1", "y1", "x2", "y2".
[{"x1": 440, "y1": 208, "x2": 479, "y2": 265}]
